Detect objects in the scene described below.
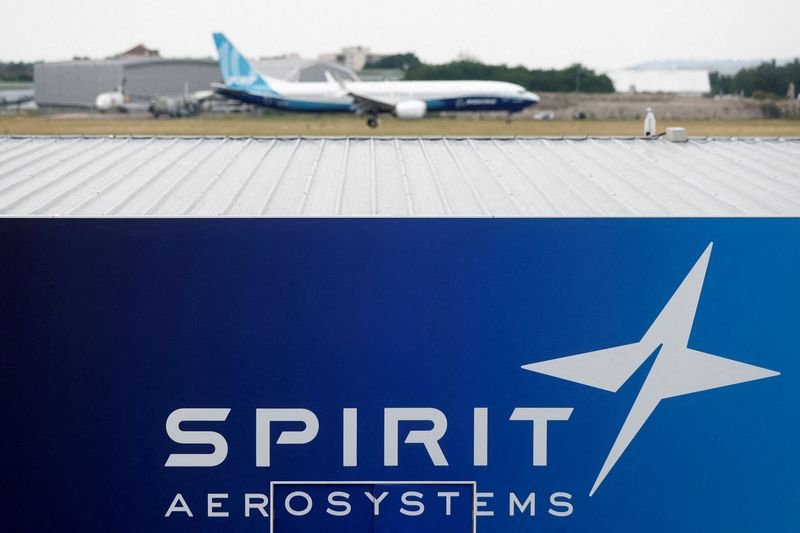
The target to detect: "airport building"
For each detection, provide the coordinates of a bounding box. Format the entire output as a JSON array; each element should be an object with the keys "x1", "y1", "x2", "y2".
[
  {"x1": 607, "y1": 69, "x2": 712, "y2": 95},
  {"x1": 33, "y1": 58, "x2": 221, "y2": 110},
  {"x1": 318, "y1": 46, "x2": 386, "y2": 72},
  {"x1": 254, "y1": 58, "x2": 358, "y2": 83}
]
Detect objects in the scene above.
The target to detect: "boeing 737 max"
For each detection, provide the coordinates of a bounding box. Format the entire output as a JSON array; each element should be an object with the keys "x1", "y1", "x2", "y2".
[{"x1": 212, "y1": 33, "x2": 539, "y2": 127}]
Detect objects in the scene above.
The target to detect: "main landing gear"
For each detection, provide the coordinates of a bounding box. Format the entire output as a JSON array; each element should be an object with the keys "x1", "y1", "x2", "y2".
[{"x1": 366, "y1": 113, "x2": 379, "y2": 129}]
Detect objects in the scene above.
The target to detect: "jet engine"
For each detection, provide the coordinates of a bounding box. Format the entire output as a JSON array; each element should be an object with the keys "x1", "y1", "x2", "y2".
[{"x1": 393, "y1": 100, "x2": 427, "y2": 119}]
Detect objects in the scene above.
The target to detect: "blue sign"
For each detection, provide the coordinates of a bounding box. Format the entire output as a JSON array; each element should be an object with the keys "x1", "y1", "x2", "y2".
[
  {"x1": 271, "y1": 482, "x2": 475, "y2": 533},
  {"x1": 0, "y1": 219, "x2": 797, "y2": 532}
]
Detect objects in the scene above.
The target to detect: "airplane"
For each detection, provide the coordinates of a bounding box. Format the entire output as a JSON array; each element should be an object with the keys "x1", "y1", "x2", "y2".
[
  {"x1": 95, "y1": 84, "x2": 215, "y2": 118},
  {"x1": 95, "y1": 86, "x2": 131, "y2": 113},
  {"x1": 211, "y1": 33, "x2": 540, "y2": 128},
  {"x1": 148, "y1": 89, "x2": 216, "y2": 118},
  {"x1": 0, "y1": 90, "x2": 34, "y2": 107}
]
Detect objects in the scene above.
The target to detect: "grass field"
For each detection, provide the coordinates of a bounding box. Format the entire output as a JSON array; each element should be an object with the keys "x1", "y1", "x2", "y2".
[{"x1": 2, "y1": 114, "x2": 800, "y2": 137}]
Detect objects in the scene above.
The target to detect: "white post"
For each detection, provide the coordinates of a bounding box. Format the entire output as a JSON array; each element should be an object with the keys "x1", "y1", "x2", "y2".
[{"x1": 644, "y1": 107, "x2": 656, "y2": 137}]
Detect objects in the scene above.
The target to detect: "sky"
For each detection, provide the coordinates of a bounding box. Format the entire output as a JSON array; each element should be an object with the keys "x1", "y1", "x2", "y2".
[{"x1": 2, "y1": 0, "x2": 799, "y2": 70}]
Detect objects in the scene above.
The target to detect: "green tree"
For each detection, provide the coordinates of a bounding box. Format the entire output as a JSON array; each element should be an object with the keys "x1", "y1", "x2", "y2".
[
  {"x1": 366, "y1": 53, "x2": 422, "y2": 71},
  {"x1": 404, "y1": 60, "x2": 613, "y2": 93},
  {"x1": 0, "y1": 62, "x2": 34, "y2": 82},
  {"x1": 710, "y1": 59, "x2": 800, "y2": 98}
]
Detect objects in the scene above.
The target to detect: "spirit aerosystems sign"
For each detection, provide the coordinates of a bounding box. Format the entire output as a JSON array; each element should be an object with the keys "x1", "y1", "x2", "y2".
[{"x1": 1, "y1": 219, "x2": 797, "y2": 532}]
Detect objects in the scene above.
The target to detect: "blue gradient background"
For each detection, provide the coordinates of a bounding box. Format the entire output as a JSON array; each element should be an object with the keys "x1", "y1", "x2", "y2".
[{"x1": 0, "y1": 219, "x2": 797, "y2": 532}]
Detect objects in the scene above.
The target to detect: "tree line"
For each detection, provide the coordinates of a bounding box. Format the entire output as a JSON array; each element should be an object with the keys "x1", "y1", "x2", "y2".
[
  {"x1": 0, "y1": 62, "x2": 34, "y2": 82},
  {"x1": 367, "y1": 54, "x2": 615, "y2": 93},
  {"x1": 710, "y1": 59, "x2": 799, "y2": 98}
]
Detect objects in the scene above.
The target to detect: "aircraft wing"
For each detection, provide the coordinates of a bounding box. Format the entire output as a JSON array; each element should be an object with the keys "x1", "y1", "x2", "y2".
[
  {"x1": 323, "y1": 72, "x2": 395, "y2": 115},
  {"x1": 0, "y1": 92, "x2": 34, "y2": 106},
  {"x1": 347, "y1": 91, "x2": 396, "y2": 115},
  {"x1": 191, "y1": 89, "x2": 216, "y2": 101}
]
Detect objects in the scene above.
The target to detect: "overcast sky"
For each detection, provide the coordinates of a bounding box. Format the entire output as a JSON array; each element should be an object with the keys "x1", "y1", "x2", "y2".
[{"x1": 2, "y1": 0, "x2": 799, "y2": 69}]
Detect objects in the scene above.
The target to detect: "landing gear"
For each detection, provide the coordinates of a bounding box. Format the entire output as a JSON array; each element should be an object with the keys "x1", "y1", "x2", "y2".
[
  {"x1": 366, "y1": 113, "x2": 379, "y2": 129},
  {"x1": 505, "y1": 112, "x2": 514, "y2": 124}
]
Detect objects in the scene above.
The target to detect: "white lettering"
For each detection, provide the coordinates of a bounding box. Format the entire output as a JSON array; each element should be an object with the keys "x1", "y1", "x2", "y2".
[
  {"x1": 549, "y1": 492, "x2": 573, "y2": 517},
  {"x1": 510, "y1": 408, "x2": 573, "y2": 466},
  {"x1": 327, "y1": 491, "x2": 352, "y2": 516},
  {"x1": 400, "y1": 491, "x2": 425, "y2": 516},
  {"x1": 245, "y1": 493, "x2": 269, "y2": 518},
  {"x1": 475, "y1": 491, "x2": 494, "y2": 517},
  {"x1": 165, "y1": 408, "x2": 230, "y2": 467},
  {"x1": 384, "y1": 408, "x2": 448, "y2": 466},
  {"x1": 165, "y1": 493, "x2": 193, "y2": 517},
  {"x1": 256, "y1": 409, "x2": 319, "y2": 467},
  {"x1": 208, "y1": 493, "x2": 229, "y2": 517},
  {"x1": 285, "y1": 491, "x2": 313, "y2": 516},
  {"x1": 474, "y1": 407, "x2": 488, "y2": 466},
  {"x1": 509, "y1": 492, "x2": 535, "y2": 516},
  {"x1": 364, "y1": 491, "x2": 389, "y2": 515},
  {"x1": 343, "y1": 408, "x2": 358, "y2": 467},
  {"x1": 437, "y1": 491, "x2": 459, "y2": 516}
]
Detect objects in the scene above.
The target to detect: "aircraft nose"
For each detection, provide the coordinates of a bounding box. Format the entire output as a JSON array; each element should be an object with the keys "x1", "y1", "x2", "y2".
[{"x1": 524, "y1": 91, "x2": 540, "y2": 104}]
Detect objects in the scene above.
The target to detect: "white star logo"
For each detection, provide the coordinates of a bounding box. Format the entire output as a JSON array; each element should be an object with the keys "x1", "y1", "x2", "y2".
[{"x1": 523, "y1": 243, "x2": 779, "y2": 496}]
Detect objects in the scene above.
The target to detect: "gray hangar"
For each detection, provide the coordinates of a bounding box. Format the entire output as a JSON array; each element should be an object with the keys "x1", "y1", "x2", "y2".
[{"x1": 33, "y1": 58, "x2": 221, "y2": 109}]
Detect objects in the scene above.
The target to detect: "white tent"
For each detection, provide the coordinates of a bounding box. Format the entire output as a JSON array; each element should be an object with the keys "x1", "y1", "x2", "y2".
[{"x1": 607, "y1": 69, "x2": 711, "y2": 95}]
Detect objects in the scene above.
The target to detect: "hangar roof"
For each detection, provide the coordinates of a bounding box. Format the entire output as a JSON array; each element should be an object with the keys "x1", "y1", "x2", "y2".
[
  {"x1": 36, "y1": 58, "x2": 218, "y2": 68},
  {"x1": 0, "y1": 136, "x2": 798, "y2": 217}
]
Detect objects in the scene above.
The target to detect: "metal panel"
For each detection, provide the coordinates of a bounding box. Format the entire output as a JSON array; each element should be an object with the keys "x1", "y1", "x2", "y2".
[
  {"x1": 124, "y1": 60, "x2": 221, "y2": 97},
  {"x1": 33, "y1": 59, "x2": 220, "y2": 109},
  {"x1": 1, "y1": 136, "x2": 799, "y2": 217},
  {"x1": 34, "y1": 62, "x2": 125, "y2": 108}
]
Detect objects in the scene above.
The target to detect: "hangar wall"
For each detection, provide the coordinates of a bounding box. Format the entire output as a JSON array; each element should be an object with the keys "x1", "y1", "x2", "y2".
[{"x1": 34, "y1": 59, "x2": 221, "y2": 109}]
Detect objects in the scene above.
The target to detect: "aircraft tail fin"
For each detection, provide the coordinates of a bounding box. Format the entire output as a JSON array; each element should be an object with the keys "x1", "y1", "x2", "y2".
[{"x1": 212, "y1": 33, "x2": 280, "y2": 95}]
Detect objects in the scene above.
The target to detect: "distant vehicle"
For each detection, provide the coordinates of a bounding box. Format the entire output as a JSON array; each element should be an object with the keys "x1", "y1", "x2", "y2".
[
  {"x1": 212, "y1": 33, "x2": 539, "y2": 128},
  {"x1": 533, "y1": 110, "x2": 555, "y2": 120}
]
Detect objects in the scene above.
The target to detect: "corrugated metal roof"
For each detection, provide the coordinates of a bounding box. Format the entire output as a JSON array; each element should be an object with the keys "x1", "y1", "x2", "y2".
[{"x1": 0, "y1": 136, "x2": 798, "y2": 217}]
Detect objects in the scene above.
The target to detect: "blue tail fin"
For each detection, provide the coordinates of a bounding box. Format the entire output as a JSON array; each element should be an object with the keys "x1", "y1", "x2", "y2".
[{"x1": 212, "y1": 33, "x2": 279, "y2": 95}]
